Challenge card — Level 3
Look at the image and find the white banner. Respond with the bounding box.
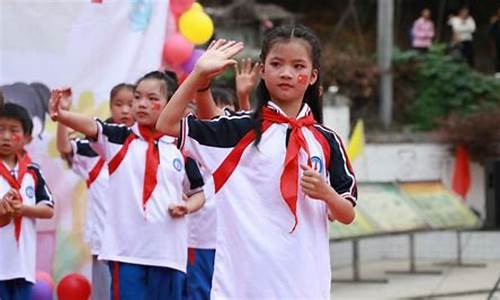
[0,0,169,280]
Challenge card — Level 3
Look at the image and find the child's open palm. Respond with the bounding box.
[194,39,244,80]
[235,58,261,96]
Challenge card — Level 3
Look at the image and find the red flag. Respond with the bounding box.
[452,144,471,199]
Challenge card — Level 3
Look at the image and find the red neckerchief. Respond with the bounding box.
[0,153,31,246]
[107,126,163,210]
[86,158,106,188]
[212,105,330,231]
[139,125,164,209]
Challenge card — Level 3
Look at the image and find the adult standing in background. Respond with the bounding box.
[411,8,435,52]
[448,6,476,66]
[490,8,500,78]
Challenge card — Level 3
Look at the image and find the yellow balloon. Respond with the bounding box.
[179,10,214,45]
[191,2,203,11]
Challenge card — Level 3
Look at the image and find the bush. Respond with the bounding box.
[393,45,500,130]
[439,109,500,162]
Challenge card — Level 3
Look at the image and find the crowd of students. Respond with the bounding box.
[0,24,357,300]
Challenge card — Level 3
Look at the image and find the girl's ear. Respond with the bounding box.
[309,69,319,86]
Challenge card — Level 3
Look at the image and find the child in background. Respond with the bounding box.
[50,71,205,300]
[211,85,237,111]
[157,25,356,300]
[184,83,241,300]
[184,64,259,299]
[0,103,54,300]
[54,83,135,300]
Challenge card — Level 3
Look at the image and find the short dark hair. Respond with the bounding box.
[0,89,4,108]
[211,85,238,110]
[0,103,33,135]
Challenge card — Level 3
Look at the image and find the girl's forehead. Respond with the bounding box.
[266,39,313,61]
[136,79,163,93]
[114,88,133,98]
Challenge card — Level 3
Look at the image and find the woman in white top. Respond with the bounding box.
[448,6,476,66]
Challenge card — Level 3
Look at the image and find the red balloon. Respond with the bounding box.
[163,33,194,66]
[57,273,91,300]
[170,0,194,15]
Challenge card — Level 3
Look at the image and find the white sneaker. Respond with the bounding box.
[495,72,500,79]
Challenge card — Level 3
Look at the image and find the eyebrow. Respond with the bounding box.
[268,56,308,63]
[134,91,160,97]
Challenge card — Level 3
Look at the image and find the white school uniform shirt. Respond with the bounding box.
[187,163,216,249]
[186,109,237,250]
[69,138,108,255]
[0,161,53,283]
[179,102,357,300]
[93,120,204,272]
[449,16,476,42]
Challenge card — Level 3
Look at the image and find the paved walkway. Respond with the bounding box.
[331,259,500,299]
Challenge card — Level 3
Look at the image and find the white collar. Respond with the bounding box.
[130,123,176,144]
[266,101,311,119]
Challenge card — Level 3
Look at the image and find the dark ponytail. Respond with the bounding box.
[253,24,323,145]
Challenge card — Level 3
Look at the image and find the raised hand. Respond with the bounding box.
[49,87,72,121]
[235,58,260,97]
[59,87,73,110]
[194,39,244,81]
[235,58,260,110]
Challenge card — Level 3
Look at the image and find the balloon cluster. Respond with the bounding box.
[164,1,214,80]
[32,271,91,300]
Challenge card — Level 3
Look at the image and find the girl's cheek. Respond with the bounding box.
[151,102,161,110]
[297,74,308,85]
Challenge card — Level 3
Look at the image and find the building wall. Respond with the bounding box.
[323,105,486,219]
[323,106,492,267]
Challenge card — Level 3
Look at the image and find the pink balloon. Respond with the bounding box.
[163,33,194,66]
[181,49,204,73]
[170,0,194,15]
[36,271,54,289]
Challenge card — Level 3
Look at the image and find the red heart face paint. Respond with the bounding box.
[297,74,308,85]
[12,134,21,143]
[151,102,161,110]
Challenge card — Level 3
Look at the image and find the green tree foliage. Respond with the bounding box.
[394,45,500,130]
